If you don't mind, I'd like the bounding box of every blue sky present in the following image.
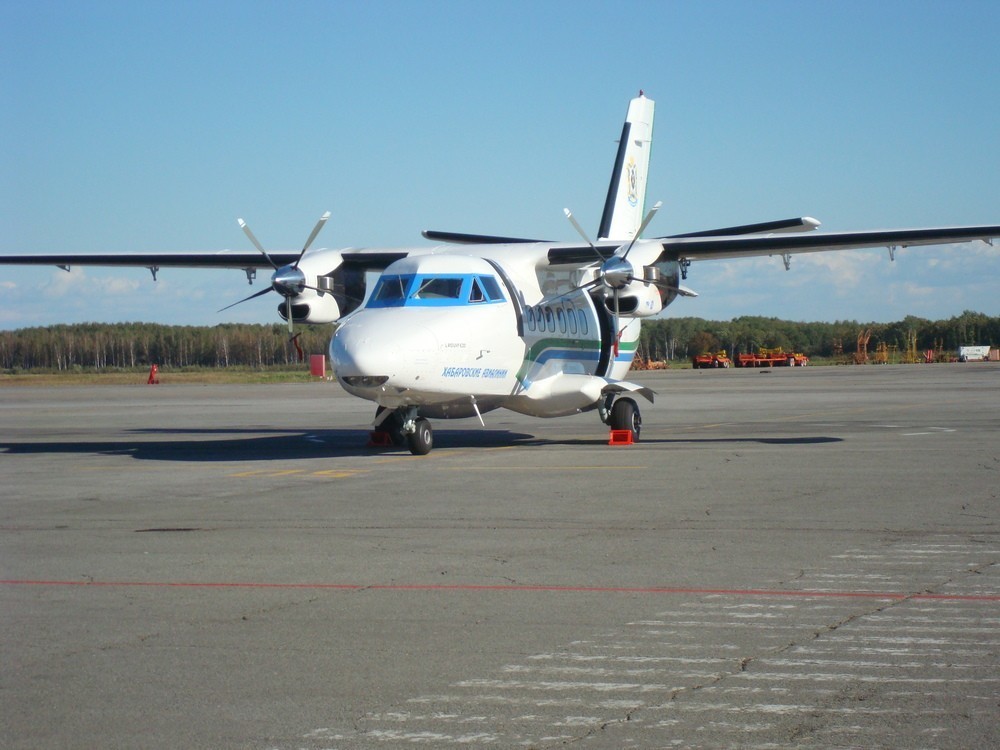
[2,0,998,328]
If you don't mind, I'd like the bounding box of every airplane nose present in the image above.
[330,314,437,388]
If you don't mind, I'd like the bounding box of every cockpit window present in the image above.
[480,276,503,301]
[371,274,411,304]
[412,277,463,300]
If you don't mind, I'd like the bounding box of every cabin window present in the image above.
[544,306,554,330]
[577,309,589,335]
[556,307,567,333]
[525,307,536,331]
[567,305,578,335]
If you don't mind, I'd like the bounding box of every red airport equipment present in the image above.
[309,354,326,378]
[692,351,732,369]
[734,347,809,367]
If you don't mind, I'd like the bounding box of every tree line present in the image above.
[0,322,334,371]
[638,310,1000,361]
[1,311,997,371]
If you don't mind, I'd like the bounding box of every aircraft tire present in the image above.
[407,417,433,455]
[610,398,641,442]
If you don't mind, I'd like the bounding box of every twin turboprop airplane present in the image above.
[3,93,999,454]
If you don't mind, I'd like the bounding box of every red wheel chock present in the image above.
[367,431,395,447]
[608,429,634,446]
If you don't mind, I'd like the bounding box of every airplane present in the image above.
[2,93,998,455]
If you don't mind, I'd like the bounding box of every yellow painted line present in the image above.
[228,468,367,479]
[228,468,305,478]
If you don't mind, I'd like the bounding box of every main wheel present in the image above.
[609,398,641,442]
[407,417,433,455]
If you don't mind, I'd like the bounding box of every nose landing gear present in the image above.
[373,406,434,455]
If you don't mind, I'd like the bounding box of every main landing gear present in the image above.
[373,397,641,456]
[374,406,434,456]
[602,395,642,442]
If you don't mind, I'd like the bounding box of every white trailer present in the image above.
[958,345,991,362]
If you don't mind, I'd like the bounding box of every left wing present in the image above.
[0,251,299,271]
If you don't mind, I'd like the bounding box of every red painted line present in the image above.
[1,580,998,601]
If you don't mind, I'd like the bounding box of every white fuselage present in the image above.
[329,253,643,419]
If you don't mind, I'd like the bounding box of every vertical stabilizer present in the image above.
[597,93,655,241]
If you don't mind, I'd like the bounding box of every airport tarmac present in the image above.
[1,364,998,749]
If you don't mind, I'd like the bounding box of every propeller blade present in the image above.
[635,200,663,239]
[289,332,304,362]
[621,200,663,259]
[624,274,699,298]
[563,208,603,263]
[294,211,331,268]
[301,283,366,308]
[542,276,602,306]
[238,218,279,270]
[612,287,620,357]
[286,297,294,335]
[218,286,273,312]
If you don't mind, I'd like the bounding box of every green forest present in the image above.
[1,311,997,371]
[638,311,1000,362]
[0,322,334,371]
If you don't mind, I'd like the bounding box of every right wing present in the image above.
[659,225,1000,263]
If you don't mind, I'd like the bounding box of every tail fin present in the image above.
[597,93,655,241]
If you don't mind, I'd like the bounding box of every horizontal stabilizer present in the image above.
[667,217,821,239]
[422,230,548,245]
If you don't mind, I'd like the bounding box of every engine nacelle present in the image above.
[606,281,663,318]
[276,251,354,324]
[280,288,343,325]
[607,260,683,318]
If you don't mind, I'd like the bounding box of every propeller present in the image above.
[220,211,331,335]
[560,202,664,352]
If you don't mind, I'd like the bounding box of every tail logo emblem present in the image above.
[626,157,639,207]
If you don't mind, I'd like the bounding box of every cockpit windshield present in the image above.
[367,273,506,308]
[371,274,410,303]
[412,277,463,300]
